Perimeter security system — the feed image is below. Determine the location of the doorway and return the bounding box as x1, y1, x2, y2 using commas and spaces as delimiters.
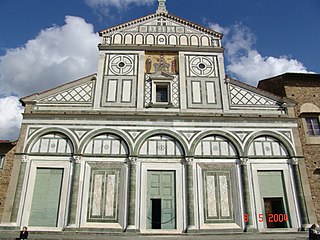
29, 168, 64, 227
264, 198, 287, 228
147, 171, 176, 229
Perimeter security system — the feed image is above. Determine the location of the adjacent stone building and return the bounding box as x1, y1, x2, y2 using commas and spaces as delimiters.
258, 72, 320, 222
0, 141, 17, 220
0, 0, 316, 234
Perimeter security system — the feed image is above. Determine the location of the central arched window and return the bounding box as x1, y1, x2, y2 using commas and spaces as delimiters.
139, 135, 184, 157
195, 136, 237, 157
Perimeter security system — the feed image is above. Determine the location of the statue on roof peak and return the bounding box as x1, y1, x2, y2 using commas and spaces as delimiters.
156, 0, 168, 14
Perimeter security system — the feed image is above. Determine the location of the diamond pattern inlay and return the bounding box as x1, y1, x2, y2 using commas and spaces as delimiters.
230, 84, 277, 105
43, 82, 93, 102
144, 74, 180, 107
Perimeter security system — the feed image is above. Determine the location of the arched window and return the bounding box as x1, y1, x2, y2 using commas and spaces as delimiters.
139, 135, 184, 157
30, 133, 73, 154
84, 134, 128, 156
195, 136, 237, 157
248, 136, 288, 157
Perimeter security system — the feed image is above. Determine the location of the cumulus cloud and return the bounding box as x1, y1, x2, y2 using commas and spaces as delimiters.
209, 22, 310, 85
0, 16, 100, 97
85, 0, 154, 16
0, 16, 100, 140
0, 96, 24, 140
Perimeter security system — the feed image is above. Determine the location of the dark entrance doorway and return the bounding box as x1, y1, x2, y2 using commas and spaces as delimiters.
264, 198, 287, 228
151, 199, 161, 229
147, 171, 176, 229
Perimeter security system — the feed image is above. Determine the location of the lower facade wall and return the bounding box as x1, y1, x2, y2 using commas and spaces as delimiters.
0, 122, 314, 232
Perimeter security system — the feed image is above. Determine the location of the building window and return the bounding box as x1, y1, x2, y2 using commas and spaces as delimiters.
306, 117, 320, 135
151, 80, 173, 107
156, 84, 169, 103
0, 155, 5, 169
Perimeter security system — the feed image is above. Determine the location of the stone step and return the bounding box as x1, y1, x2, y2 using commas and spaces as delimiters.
0, 230, 308, 240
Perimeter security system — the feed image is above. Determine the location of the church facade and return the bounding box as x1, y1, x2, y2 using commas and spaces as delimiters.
0, 0, 315, 233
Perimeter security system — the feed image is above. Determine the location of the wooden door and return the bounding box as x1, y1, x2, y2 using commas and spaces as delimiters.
147, 171, 176, 229
29, 168, 63, 227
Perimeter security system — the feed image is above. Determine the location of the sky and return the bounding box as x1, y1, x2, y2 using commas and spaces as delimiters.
0, 0, 319, 140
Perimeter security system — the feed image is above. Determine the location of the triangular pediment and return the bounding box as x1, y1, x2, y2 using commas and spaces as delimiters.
21, 74, 96, 106
100, 12, 222, 38
149, 71, 175, 79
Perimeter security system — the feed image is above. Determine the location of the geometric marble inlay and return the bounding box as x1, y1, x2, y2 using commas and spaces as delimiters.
230, 84, 278, 105
42, 82, 93, 102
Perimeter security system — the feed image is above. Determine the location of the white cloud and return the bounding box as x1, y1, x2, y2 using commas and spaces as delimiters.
0, 96, 24, 140
0, 16, 100, 139
85, 0, 153, 15
0, 16, 100, 96
209, 22, 310, 85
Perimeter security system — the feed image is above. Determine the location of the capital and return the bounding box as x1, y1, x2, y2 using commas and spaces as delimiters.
70, 156, 81, 164
21, 155, 29, 163
184, 157, 194, 165
239, 157, 248, 165
289, 158, 299, 166
129, 157, 138, 165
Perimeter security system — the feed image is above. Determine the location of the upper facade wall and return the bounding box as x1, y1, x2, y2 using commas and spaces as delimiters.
21, 13, 288, 116
99, 13, 222, 49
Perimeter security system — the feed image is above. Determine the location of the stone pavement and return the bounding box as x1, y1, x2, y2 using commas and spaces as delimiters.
0, 231, 309, 240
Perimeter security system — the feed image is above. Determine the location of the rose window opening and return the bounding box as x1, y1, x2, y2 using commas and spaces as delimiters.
109, 55, 134, 75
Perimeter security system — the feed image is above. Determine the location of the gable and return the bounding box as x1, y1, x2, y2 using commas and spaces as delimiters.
227, 78, 289, 112
229, 84, 278, 106
100, 13, 222, 48
21, 74, 96, 109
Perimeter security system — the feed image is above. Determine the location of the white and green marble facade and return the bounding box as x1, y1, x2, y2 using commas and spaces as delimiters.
1, 0, 315, 234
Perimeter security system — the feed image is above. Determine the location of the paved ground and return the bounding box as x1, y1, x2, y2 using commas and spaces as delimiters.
0, 231, 309, 240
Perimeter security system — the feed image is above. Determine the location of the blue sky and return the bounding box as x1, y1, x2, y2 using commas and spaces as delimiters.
0, 0, 319, 140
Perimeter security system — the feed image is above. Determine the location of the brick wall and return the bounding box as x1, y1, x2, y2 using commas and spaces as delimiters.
258, 73, 320, 222
0, 144, 17, 220
286, 85, 320, 221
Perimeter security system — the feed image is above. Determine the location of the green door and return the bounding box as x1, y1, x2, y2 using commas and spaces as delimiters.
258, 171, 290, 228
147, 171, 176, 229
29, 168, 64, 227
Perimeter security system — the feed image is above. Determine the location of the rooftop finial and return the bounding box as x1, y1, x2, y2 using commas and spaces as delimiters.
156, 0, 168, 14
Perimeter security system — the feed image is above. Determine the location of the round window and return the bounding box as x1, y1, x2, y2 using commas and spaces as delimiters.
118, 62, 125, 68
198, 63, 206, 69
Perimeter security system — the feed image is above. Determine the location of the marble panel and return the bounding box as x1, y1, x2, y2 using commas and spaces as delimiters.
207, 175, 217, 217
92, 174, 103, 216
105, 175, 116, 217
219, 175, 230, 217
